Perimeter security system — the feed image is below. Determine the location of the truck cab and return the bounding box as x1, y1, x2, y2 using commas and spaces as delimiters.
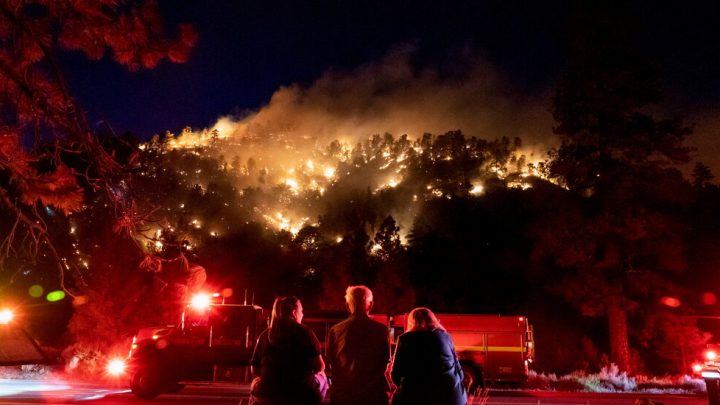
119, 293, 265, 399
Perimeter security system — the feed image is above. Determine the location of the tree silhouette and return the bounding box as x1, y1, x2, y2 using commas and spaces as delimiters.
692, 162, 715, 190
541, 5, 692, 373
368, 215, 414, 314
369, 215, 403, 262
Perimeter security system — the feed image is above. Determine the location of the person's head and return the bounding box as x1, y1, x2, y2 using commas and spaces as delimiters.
345, 285, 373, 315
270, 296, 303, 327
406, 307, 445, 332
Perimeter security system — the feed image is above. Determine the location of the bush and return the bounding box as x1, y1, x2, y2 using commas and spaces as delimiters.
525, 365, 705, 394
0, 364, 55, 379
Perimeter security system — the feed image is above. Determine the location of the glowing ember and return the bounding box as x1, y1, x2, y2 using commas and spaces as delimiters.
285, 179, 300, 194
507, 181, 532, 190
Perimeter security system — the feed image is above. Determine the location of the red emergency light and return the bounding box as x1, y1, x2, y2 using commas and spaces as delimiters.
190, 292, 212, 311
706, 350, 717, 361
0, 309, 13, 324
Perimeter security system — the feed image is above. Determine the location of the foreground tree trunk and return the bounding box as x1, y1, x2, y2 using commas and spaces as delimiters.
607, 296, 631, 373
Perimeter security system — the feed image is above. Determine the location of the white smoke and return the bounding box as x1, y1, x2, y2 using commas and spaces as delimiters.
194, 45, 556, 160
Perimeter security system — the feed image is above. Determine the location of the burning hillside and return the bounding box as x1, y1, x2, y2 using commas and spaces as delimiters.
134, 128, 548, 255
131, 48, 556, 253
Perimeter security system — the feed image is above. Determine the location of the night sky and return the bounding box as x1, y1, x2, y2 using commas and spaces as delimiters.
62, 1, 720, 171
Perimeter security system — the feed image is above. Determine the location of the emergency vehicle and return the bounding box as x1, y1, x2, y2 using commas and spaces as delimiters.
305, 312, 534, 391
387, 314, 534, 391
694, 345, 720, 405
107, 292, 265, 399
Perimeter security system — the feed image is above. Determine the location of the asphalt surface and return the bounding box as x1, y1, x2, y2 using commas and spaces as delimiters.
0, 379, 709, 404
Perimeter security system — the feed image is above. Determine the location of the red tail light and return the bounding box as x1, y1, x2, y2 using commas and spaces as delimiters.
706, 350, 717, 361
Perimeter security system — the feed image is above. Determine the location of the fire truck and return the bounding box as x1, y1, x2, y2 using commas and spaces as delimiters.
694, 345, 720, 405
305, 312, 535, 392
107, 292, 265, 399
386, 314, 534, 390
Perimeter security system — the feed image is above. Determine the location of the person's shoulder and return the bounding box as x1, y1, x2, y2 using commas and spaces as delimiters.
401, 329, 436, 341
366, 316, 388, 330
398, 330, 419, 340
254, 328, 270, 348
298, 323, 319, 337
432, 328, 453, 341
330, 316, 352, 330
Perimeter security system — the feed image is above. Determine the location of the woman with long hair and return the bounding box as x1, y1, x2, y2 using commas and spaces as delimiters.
390, 307, 467, 405
250, 296, 326, 405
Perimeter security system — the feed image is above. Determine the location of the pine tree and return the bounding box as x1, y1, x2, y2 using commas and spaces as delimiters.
0, 1, 195, 288
541, 5, 692, 373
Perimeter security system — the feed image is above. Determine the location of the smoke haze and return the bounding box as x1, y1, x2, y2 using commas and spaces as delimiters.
203, 45, 556, 160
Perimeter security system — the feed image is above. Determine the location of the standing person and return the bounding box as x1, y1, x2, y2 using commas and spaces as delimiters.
327, 286, 391, 405
250, 296, 326, 405
390, 307, 467, 405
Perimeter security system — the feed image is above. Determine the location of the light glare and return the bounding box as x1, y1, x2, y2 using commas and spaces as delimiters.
0, 309, 13, 324
190, 293, 212, 310
106, 358, 127, 376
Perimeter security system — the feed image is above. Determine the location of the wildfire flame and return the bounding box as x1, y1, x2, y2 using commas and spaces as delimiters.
137, 120, 552, 250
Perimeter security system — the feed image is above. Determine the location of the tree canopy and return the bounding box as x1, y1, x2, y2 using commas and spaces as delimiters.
0, 0, 195, 290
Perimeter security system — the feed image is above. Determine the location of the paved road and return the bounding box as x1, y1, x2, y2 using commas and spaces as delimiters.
0, 380, 247, 404
0, 379, 709, 404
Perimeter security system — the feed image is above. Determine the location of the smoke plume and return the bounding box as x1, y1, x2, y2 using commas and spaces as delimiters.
201, 45, 555, 160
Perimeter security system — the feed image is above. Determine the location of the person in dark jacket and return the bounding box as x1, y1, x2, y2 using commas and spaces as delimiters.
327, 285, 390, 405
390, 307, 467, 405
250, 296, 326, 405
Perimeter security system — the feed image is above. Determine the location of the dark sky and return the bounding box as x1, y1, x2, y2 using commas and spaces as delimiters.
62, 1, 720, 167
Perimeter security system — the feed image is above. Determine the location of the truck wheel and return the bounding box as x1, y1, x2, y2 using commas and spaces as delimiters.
130, 367, 164, 399
460, 362, 483, 394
